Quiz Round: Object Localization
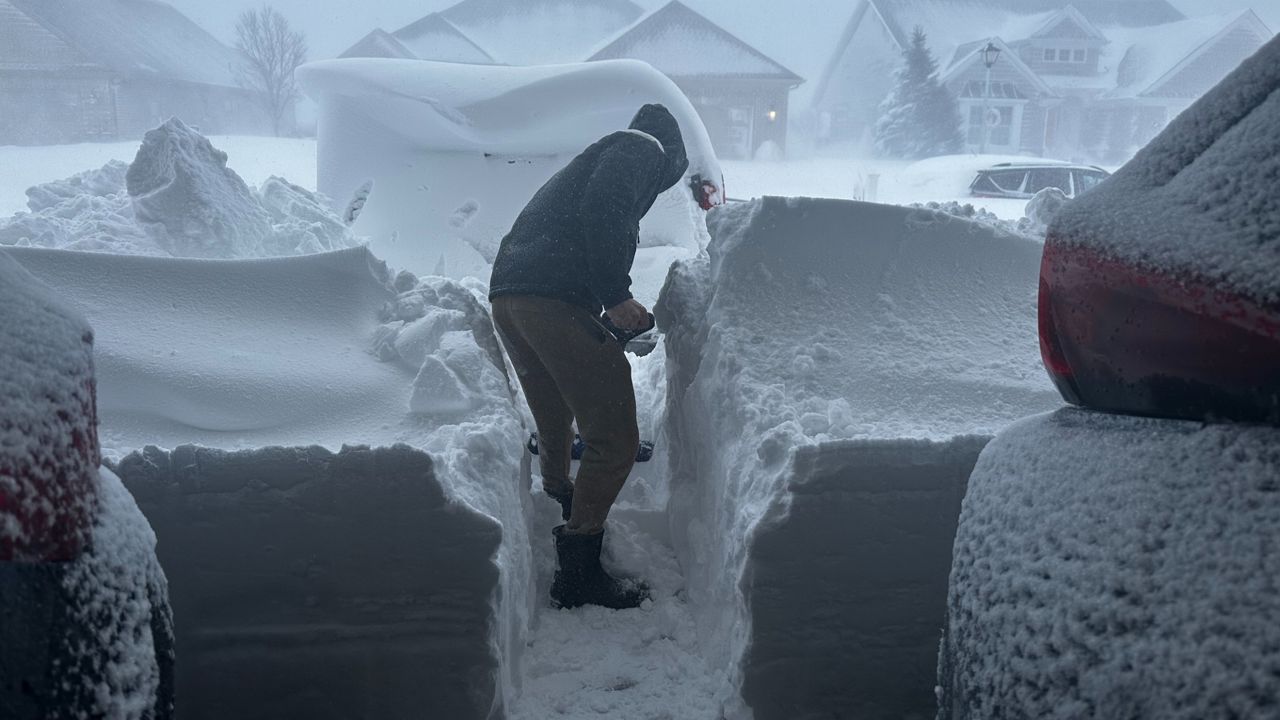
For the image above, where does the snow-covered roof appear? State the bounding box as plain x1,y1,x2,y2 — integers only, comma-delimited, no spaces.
1026,5,1108,43
1108,10,1273,99
339,29,420,61
589,1,801,81
943,37,1060,98
869,0,1184,50
8,0,242,87
436,0,644,65
389,13,496,65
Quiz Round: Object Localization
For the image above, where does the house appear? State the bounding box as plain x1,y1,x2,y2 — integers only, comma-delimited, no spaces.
0,0,273,146
340,0,802,159
813,0,1273,160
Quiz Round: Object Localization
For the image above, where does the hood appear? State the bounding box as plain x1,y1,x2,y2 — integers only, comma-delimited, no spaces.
629,103,690,193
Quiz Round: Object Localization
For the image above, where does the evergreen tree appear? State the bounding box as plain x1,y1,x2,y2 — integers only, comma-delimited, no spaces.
874,27,964,159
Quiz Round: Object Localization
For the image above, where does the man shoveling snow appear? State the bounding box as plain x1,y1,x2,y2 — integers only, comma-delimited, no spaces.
490,104,691,610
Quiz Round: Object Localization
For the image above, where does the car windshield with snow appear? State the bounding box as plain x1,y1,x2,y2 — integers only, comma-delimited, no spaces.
969,162,1109,200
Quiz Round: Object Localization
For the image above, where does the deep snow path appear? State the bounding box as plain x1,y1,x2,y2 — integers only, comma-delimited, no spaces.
508,347,730,719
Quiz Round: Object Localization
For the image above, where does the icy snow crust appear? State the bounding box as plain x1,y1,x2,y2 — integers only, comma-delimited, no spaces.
1052,35,1280,305
658,197,1059,716
297,58,720,278
0,120,358,259
0,249,98,560
8,244,534,714
939,407,1280,719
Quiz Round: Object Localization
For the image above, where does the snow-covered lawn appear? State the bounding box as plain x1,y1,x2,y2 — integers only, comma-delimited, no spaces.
2,137,1041,222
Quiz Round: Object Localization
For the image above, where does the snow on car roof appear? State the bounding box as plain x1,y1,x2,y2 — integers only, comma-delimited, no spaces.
1051,34,1280,306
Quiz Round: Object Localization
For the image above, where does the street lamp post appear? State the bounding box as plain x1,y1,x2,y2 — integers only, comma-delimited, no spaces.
980,41,1002,154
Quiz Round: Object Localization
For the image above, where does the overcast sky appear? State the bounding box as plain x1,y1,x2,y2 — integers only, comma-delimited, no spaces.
166,0,1279,61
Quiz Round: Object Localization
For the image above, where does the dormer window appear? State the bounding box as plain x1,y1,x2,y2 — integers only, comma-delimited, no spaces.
1043,47,1088,64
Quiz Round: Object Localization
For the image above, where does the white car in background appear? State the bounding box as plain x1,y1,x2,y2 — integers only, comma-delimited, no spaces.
969,161,1109,200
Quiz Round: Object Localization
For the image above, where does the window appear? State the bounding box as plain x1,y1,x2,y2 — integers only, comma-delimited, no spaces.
1026,168,1072,195
975,170,1028,194
1044,48,1088,64
967,105,1015,147
1074,170,1106,194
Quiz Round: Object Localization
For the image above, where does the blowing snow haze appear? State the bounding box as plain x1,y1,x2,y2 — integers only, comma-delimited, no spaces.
165,0,1280,59
3,0,1280,718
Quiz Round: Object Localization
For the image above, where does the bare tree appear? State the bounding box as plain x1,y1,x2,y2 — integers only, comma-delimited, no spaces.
234,6,307,136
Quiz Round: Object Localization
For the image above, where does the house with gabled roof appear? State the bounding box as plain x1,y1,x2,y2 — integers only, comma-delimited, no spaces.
389,13,496,65
0,0,274,145
814,0,1272,160
340,0,803,159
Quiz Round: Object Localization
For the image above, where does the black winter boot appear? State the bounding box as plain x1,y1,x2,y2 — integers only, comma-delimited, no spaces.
545,486,573,522
551,525,650,610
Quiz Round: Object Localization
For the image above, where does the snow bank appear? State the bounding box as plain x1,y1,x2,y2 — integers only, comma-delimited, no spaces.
0,120,357,259
657,197,1059,717
115,444,506,720
12,245,533,715
939,407,1280,720
0,249,98,561
297,58,721,278
1052,35,1280,305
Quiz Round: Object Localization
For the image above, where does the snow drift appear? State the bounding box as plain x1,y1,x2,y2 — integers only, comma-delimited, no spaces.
657,197,1059,718
938,408,1280,720
297,58,721,278
10,245,533,717
0,119,358,259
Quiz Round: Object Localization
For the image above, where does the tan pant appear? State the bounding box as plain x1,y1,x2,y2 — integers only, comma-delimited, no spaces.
491,295,639,534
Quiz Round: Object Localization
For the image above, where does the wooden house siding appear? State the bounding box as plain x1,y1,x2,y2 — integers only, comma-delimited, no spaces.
812,3,899,146
1148,24,1270,99
0,70,115,144
678,77,792,159
113,80,270,140
0,0,84,66
0,0,275,145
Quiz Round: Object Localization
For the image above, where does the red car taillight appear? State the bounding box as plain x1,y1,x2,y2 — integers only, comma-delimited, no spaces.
1,256,101,562
1038,233,1280,424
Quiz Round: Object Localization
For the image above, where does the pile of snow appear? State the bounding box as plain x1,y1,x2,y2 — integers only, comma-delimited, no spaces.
657,197,1059,717
0,249,98,560
913,188,1071,240
1022,187,1070,235
0,120,358,259
297,58,720,279
371,272,511,416
11,245,533,713
1052,35,1280,305
939,407,1280,719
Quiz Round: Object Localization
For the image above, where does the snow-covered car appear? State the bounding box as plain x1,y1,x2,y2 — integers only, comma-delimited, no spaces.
939,34,1280,720
1,250,174,719
969,161,1109,200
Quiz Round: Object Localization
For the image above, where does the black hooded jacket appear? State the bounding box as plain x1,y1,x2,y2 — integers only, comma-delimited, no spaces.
488,104,690,312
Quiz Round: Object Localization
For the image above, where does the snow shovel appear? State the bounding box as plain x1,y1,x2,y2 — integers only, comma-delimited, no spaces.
527,433,655,463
